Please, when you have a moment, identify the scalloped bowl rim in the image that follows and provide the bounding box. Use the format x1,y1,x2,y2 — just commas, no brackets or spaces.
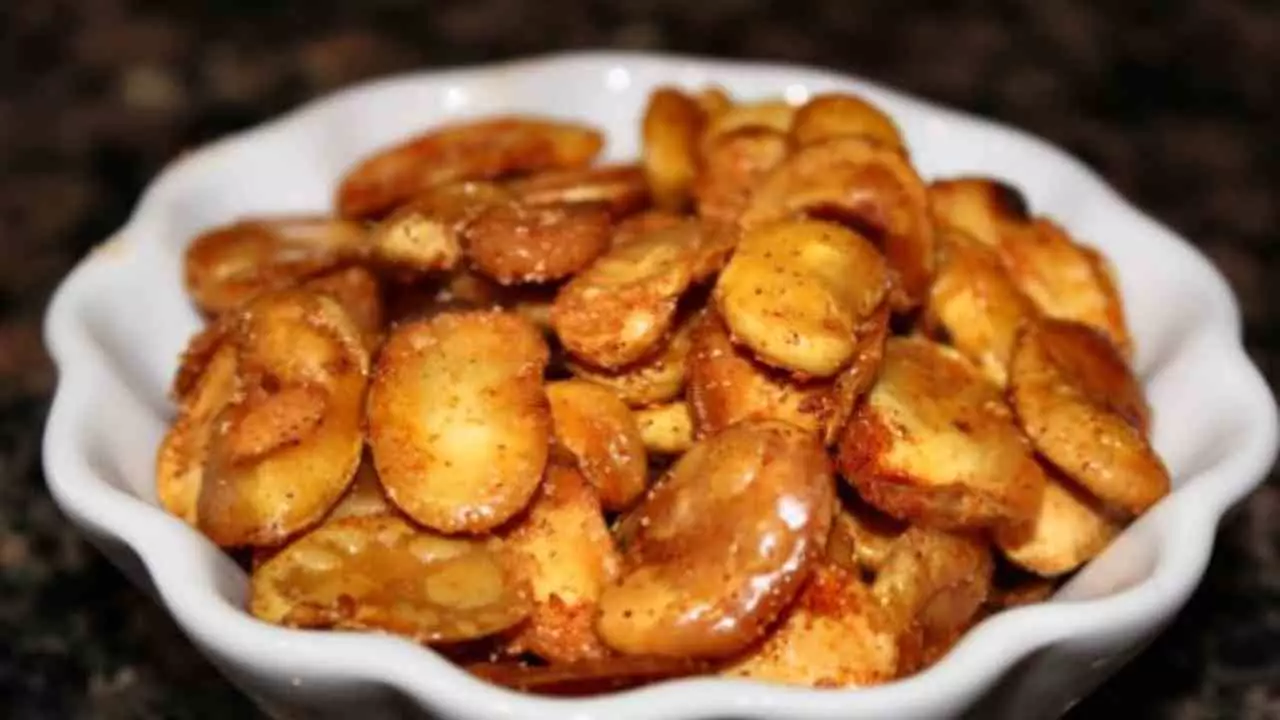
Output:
41,51,1278,719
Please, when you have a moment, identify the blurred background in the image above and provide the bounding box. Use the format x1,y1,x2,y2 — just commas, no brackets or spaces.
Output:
1,0,1276,717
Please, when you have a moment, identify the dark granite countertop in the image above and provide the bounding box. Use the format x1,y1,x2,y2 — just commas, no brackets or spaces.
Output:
2,0,1276,717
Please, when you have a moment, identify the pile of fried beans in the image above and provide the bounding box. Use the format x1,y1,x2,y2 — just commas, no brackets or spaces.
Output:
157,86,1171,694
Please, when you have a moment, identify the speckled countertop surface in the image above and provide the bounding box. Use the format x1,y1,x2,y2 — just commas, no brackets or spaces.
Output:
1,0,1276,717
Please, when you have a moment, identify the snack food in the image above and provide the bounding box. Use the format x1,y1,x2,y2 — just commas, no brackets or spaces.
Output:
159,87,1168,694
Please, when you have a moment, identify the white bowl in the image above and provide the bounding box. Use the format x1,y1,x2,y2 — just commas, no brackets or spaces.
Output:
42,51,1278,720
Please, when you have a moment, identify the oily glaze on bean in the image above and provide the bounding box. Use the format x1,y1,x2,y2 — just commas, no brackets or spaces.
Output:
545,380,649,511
642,88,705,211
196,290,369,547
837,337,1044,531
250,514,528,643
597,420,835,659
336,117,603,219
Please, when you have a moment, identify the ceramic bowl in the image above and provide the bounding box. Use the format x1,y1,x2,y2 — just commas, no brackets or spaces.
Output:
42,51,1279,720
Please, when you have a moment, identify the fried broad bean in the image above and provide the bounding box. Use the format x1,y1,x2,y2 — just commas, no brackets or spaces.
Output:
827,493,906,575
826,303,892,442
692,86,733,118
171,317,231,407
790,92,905,152
505,464,620,662
464,202,612,285
507,164,649,217
929,178,1131,356
546,380,648,512
184,217,368,315
994,465,1120,577
367,311,550,533
739,137,935,312
157,342,239,524
634,401,695,456
700,99,796,149
721,563,898,688
714,219,889,378
249,515,528,643
922,228,1035,387
872,526,993,672
693,127,789,225
597,420,835,659
566,309,695,407
551,220,700,369
196,290,369,547
1001,219,1132,358
837,337,1044,531
468,656,707,696
336,117,604,219
301,266,385,351
642,88,705,211
928,177,1032,249
1009,319,1167,516
687,308,838,440
367,181,509,274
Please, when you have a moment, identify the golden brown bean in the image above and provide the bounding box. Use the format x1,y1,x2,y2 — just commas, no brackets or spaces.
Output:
367,181,509,274
721,563,898,687
566,309,695,407
196,290,369,547
740,137,934,312
692,127,789,226
546,380,648,512
184,217,368,315
836,337,1045,531
157,342,239,525
922,228,1035,387
826,493,906,575
687,308,838,439
714,219,889,377
872,526,993,673
994,465,1121,577
597,420,835,659
700,99,796,149
507,164,649,217
790,92,905,152
633,401,695,456
301,266,385,352
551,220,700,368
642,88,706,211
929,178,1131,356
1001,219,1132,358
465,202,612,285
336,117,603,219
367,311,550,533
504,464,620,662
250,515,529,643
1008,319,1167,516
